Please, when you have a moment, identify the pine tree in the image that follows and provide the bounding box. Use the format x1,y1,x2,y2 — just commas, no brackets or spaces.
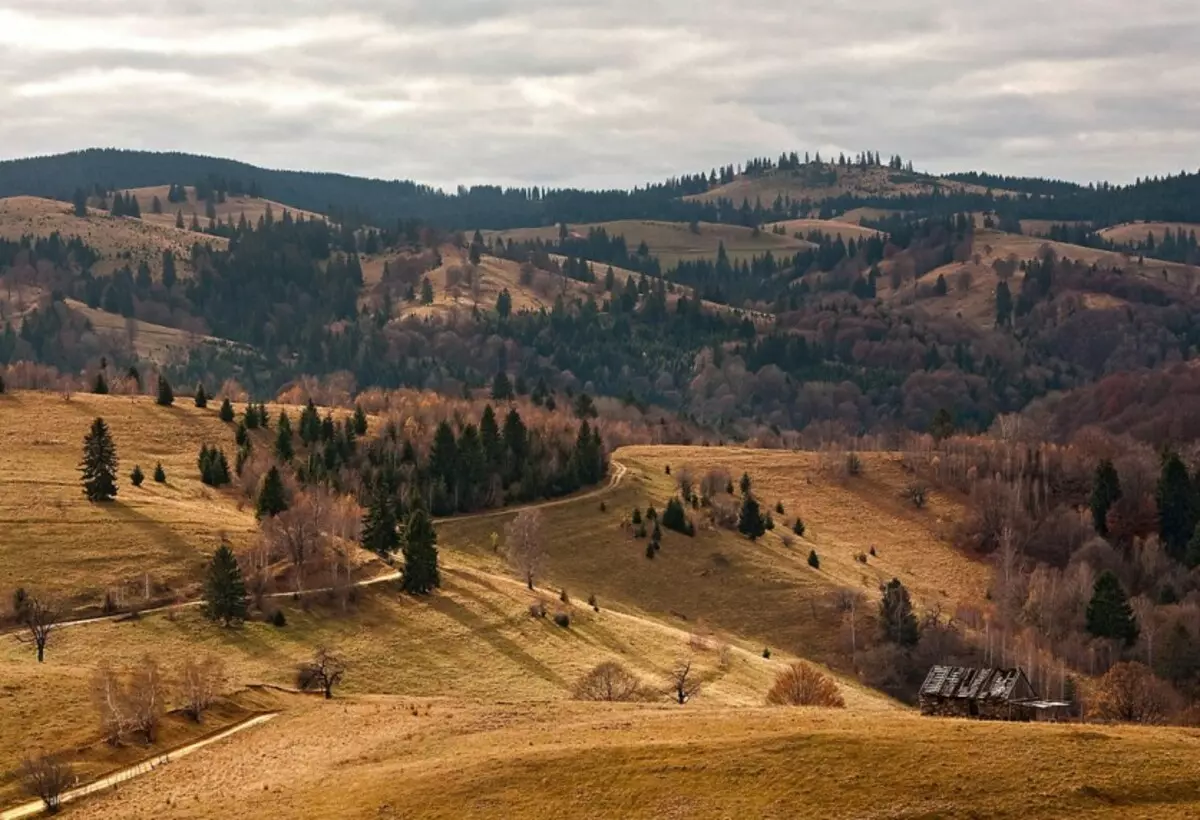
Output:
243,404,259,430
156,375,174,406
929,408,955,443
130,465,145,487
491,371,513,401
275,412,294,462
401,502,440,594
739,472,752,495
1157,452,1197,561
256,466,288,518
420,277,434,304
92,372,109,394
80,417,119,502
153,462,166,483
203,543,247,627
738,494,766,540
175,210,185,229
73,187,89,217
807,550,820,569
352,404,368,436
194,384,208,408
162,250,177,290
995,280,1013,327
299,400,321,445
496,288,512,319
1086,571,1139,645
879,578,919,646
1090,459,1122,536
218,397,234,422
361,486,399,557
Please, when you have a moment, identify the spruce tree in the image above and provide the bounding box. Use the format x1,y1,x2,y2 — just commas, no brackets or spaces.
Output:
420,277,434,304
162,250,177,289
879,578,919,646
194,384,208,408
491,371,513,401
243,404,260,430
1090,459,1122,536
156,375,174,406
496,288,512,319
929,408,955,443
218,397,235,422
995,280,1013,327
1157,452,1197,561
92,372,108,394
361,486,399,557
204,543,248,627
807,550,820,569
80,417,119,502
153,462,166,483
738,494,766,540
401,502,440,594
353,404,368,436
73,187,89,217
299,400,321,445
740,472,752,495
256,466,288,518
130,465,145,487
275,412,294,462
1086,571,1139,645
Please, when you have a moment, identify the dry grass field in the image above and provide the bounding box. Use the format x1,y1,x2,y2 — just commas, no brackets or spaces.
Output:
486,220,813,267
1096,221,1200,244
0,391,258,608
127,186,325,231
64,299,242,363
766,218,883,241
0,196,224,279
63,697,1200,820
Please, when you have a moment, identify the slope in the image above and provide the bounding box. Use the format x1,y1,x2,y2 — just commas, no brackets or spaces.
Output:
127,186,326,230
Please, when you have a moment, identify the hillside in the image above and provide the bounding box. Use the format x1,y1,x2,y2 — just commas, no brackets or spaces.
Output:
126,186,326,230
487,220,813,267
1097,221,1200,244
766,218,883,241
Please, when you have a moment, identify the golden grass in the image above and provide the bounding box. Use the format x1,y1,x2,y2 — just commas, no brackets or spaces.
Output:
1097,221,1200,245
64,299,242,363
65,698,1200,820
766,218,883,241
0,390,258,607
486,220,812,267
0,196,223,279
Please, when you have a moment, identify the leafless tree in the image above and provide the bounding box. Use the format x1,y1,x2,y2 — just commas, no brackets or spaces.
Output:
1090,662,1176,724
766,663,846,708
19,754,74,814
128,656,166,742
668,658,702,705
16,594,57,662
505,508,545,590
180,655,225,722
92,662,132,745
699,468,731,502
573,661,645,702
297,646,345,699
675,468,695,503
262,492,331,595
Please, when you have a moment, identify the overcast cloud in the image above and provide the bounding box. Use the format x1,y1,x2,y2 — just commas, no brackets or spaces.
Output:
1,0,1197,190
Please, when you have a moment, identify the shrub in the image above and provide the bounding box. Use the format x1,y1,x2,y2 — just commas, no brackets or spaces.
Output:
808,550,820,569
130,465,145,487
634,523,647,538
271,609,287,627
766,663,845,707
904,482,929,509
645,543,656,559
153,462,166,483
855,552,868,564
780,533,795,548
529,601,547,619
793,518,806,537
869,546,877,557
553,612,570,628
762,648,771,659
631,508,642,525
573,661,645,702
599,501,606,512
559,589,569,604
665,464,671,475
588,593,599,611
845,453,862,477
775,501,785,514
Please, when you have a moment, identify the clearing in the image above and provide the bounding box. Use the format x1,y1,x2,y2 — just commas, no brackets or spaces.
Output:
127,186,325,231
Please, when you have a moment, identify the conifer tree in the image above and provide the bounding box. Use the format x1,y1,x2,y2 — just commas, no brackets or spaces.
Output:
156,375,174,406
420,277,434,304
153,462,166,483
162,250,177,290
80,417,119,502
738,493,766,540
739,472,752,496
299,400,321,445
401,501,440,594
929,408,955,443
808,550,820,569
496,288,512,319
1086,571,1139,645
879,578,919,646
92,372,108,395
130,465,145,487
1157,452,1197,561
1090,459,1122,536
275,412,294,462
243,404,259,430
73,187,89,217
193,384,208,408
218,397,234,422
995,279,1013,327
352,404,368,436
204,543,247,627
256,466,288,518
175,210,185,229
491,371,513,401
361,486,399,557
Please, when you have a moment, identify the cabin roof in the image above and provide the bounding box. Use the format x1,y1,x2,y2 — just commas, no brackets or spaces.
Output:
919,666,1039,702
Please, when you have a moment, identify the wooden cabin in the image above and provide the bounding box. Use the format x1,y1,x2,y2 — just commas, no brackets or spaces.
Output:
919,666,1070,722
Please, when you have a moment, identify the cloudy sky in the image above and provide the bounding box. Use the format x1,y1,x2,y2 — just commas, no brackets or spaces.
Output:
1,0,1197,190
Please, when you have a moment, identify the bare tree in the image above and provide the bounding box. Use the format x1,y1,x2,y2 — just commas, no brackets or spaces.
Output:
262,492,330,595
16,595,57,662
128,656,166,742
505,509,545,590
573,661,645,702
766,663,846,707
92,662,132,745
668,658,702,705
297,646,345,699
180,655,225,722
1090,662,1176,724
19,754,74,814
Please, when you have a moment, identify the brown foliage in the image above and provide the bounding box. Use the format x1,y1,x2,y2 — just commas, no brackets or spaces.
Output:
1089,662,1177,724
573,661,647,702
19,754,73,814
766,663,846,708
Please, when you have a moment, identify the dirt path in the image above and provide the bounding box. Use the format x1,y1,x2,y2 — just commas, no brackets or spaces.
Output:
0,713,278,820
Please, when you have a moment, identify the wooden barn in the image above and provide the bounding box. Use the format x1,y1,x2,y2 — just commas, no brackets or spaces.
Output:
919,666,1070,722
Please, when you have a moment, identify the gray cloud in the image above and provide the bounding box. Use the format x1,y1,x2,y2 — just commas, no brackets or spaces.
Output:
0,1,1197,189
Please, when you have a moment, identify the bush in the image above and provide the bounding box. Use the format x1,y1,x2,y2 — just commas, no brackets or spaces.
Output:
904,482,929,509
645,543,656,559
529,601,547,619
573,661,645,702
153,462,166,483
588,593,599,612
869,546,877,557
855,552,868,564
762,648,771,659
775,501,785,515
130,465,145,487
553,612,570,628
634,523,647,538
559,588,570,604
662,497,695,536
271,609,287,627
793,518,806,537
808,550,820,569
631,508,642,525
845,453,863,477
599,501,606,512
766,663,845,707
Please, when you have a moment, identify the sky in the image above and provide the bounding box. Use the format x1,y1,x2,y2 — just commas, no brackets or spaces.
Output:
1,0,1198,191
